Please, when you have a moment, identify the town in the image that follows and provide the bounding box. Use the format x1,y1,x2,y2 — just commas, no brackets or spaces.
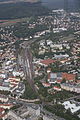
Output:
0,9,80,120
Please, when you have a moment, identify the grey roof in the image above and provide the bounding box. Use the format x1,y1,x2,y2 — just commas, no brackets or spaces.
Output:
50,73,57,78
57,72,62,77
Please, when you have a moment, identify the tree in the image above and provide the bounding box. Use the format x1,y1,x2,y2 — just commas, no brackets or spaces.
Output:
61,78,66,83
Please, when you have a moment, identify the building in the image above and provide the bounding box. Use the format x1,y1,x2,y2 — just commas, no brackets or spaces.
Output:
63,101,80,113
0,104,13,109
0,94,8,102
49,73,57,84
0,85,10,91
53,86,61,91
48,72,62,84
42,82,51,87
40,59,56,66
62,73,76,82
48,72,76,84
0,108,6,120
61,83,80,93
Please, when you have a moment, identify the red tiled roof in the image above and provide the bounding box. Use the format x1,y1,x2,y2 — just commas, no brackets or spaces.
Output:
0,104,13,106
54,86,61,89
40,59,56,66
42,82,51,85
42,82,51,87
53,86,61,91
57,79,62,83
62,73,76,81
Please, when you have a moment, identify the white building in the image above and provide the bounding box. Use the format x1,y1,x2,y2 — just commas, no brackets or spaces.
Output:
63,101,80,113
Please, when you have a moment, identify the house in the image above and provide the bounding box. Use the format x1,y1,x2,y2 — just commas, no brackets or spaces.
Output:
48,72,76,83
77,73,80,80
48,72,62,84
57,72,63,80
0,104,13,109
9,77,20,82
53,54,69,59
0,94,8,102
53,86,61,91
47,68,51,73
0,108,5,115
42,82,51,87
61,83,80,93
62,73,76,82
49,73,57,84
61,83,74,92
50,44,63,50
13,71,24,77
60,59,70,64
0,108,6,120
0,85,10,91
40,59,56,66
